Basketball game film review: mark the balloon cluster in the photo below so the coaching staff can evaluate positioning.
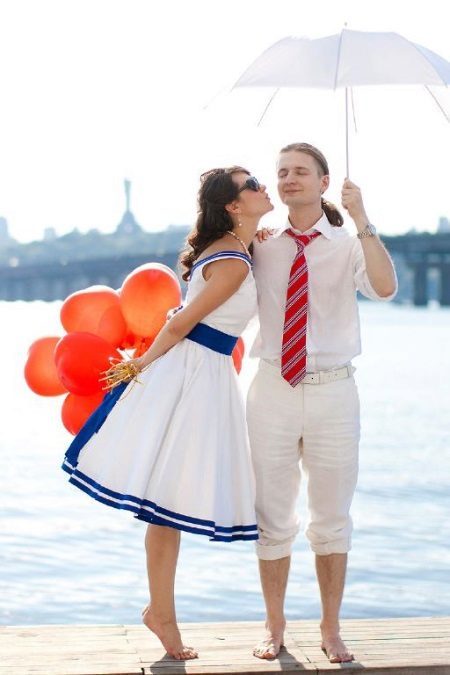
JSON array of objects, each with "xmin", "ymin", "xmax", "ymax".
[{"xmin": 24, "ymin": 262, "xmax": 246, "ymax": 435}]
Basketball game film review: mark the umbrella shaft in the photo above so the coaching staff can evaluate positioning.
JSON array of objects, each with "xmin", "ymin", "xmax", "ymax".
[{"xmin": 345, "ymin": 87, "xmax": 350, "ymax": 178}]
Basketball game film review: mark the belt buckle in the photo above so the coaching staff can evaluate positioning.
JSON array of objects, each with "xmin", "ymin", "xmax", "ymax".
[{"xmin": 306, "ymin": 366, "xmax": 352, "ymax": 385}]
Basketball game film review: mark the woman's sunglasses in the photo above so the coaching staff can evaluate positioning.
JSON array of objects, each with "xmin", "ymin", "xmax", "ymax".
[{"xmin": 237, "ymin": 176, "xmax": 261, "ymax": 194}]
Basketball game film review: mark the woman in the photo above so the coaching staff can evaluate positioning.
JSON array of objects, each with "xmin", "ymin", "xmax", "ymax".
[{"xmin": 62, "ymin": 166, "xmax": 273, "ymax": 660}]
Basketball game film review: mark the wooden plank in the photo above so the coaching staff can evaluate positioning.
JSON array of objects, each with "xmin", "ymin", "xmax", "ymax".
[{"xmin": 2, "ymin": 618, "xmax": 450, "ymax": 675}]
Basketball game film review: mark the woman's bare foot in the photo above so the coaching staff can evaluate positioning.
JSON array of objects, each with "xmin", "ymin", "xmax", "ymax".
[
  {"xmin": 142, "ymin": 605, "xmax": 198, "ymax": 660},
  {"xmin": 253, "ymin": 621, "xmax": 285, "ymax": 659},
  {"xmin": 321, "ymin": 634, "xmax": 354, "ymax": 663}
]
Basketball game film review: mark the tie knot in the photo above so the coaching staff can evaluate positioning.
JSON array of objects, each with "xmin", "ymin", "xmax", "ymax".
[{"xmin": 285, "ymin": 228, "xmax": 321, "ymax": 248}]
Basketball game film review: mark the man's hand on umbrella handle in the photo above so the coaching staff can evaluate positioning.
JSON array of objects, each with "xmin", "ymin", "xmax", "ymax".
[{"xmin": 341, "ymin": 179, "xmax": 369, "ymax": 225}]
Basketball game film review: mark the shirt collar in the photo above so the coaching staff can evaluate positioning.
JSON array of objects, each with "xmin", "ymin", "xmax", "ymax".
[{"xmin": 273, "ymin": 212, "xmax": 336, "ymax": 240}]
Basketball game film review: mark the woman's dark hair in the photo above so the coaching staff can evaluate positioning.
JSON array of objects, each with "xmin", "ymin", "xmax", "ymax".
[
  {"xmin": 179, "ymin": 166, "xmax": 250, "ymax": 281},
  {"xmin": 280, "ymin": 142, "xmax": 344, "ymax": 227}
]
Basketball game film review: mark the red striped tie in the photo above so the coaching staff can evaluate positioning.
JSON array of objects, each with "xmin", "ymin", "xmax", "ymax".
[{"xmin": 281, "ymin": 229, "xmax": 321, "ymax": 387}]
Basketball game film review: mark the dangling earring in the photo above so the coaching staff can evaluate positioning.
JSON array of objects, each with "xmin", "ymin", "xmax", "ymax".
[{"xmin": 238, "ymin": 221, "xmax": 243, "ymax": 228}]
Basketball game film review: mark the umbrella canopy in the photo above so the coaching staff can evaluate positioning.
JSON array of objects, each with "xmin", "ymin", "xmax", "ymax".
[
  {"xmin": 234, "ymin": 30, "xmax": 450, "ymax": 88},
  {"xmin": 233, "ymin": 29, "xmax": 450, "ymax": 174}
]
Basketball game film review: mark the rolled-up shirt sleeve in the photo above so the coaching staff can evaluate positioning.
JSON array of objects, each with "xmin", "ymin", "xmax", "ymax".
[{"xmin": 351, "ymin": 237, "xmax": 398, "ymax": 302}]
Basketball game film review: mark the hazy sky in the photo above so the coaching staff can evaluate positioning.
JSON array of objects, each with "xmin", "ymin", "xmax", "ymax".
[{"xmin": 0, "ymin": 0, "xmax": 449, "ymax": 242}]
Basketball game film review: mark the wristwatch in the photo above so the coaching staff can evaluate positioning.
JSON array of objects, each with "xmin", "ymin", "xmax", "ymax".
[{"xmin": 357, "ymin": 222, "xmax": 377, "ymax": 239}]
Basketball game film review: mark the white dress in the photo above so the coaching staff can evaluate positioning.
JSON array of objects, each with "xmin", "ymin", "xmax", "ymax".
[{"xmin": 62, "ymin": 250, "xmax": 258, "ymax": 542}]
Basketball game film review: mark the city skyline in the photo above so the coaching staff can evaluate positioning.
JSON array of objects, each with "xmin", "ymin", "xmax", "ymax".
[
  {"xmin": 0, "ymin": 0, "xmax": 449, "ymax": 243},
  {"xmin": 1, "ymin": 184, "xmax": 449, "ymax": 246}
]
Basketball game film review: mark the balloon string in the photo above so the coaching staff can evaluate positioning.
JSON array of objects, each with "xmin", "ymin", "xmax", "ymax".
[{"xmin": 99, "ymin": 360, "xmax": 151, "ymax": 400}]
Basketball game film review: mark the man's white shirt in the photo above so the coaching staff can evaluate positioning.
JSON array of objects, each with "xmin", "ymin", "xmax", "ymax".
[{"xmin": 250, "ymin": 213, "xmax": 397, "ymax": 371}]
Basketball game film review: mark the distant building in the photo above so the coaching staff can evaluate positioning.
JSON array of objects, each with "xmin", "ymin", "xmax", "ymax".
[
  {"xmin": 116, "ymin": 179, "xmax": 142, "ymax": 235},
  {"xmin": 0, "ymin": 217, "xmax": 14, "ymax": 246},
  {"xmin": 43, "ymin": 227, "xmax": 57, "ymax": 241},
  {"xmin": 438, "ymin": 216, "xmax": 450, "ymax": 233}
]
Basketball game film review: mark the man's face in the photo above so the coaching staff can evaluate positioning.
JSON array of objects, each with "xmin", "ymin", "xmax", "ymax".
[{"xmin": 277, "ymin": 151, "xmax": 328, "ymax": 208}]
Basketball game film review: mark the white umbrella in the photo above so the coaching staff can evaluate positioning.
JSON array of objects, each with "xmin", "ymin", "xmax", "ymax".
[{"xmin": 233, "ymin": 29, "xmax": 450, "ymax": 176}]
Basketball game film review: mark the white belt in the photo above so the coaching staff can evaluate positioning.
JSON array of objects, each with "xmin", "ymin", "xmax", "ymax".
[
  {"xmin": 262, "ymin": 359, "xmax": 355, "ymax": 385},
  {"xmin": 301, "ymin": 365, "xmax": 355, "ymax": 385}
]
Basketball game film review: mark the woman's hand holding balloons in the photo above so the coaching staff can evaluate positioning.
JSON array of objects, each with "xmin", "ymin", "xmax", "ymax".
[{"xmin": 100, "ymin": 357, "xmax": 145, "ymax": 392}]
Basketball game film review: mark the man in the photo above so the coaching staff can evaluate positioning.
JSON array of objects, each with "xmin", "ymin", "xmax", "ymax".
[{"xmin": 247, "ymin": 143, "xmax": 397, "ymax": 663}]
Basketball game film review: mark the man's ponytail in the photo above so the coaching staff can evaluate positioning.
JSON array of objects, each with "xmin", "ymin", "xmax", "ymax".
[{"xmin": 321, "ymin": 198, "xmax": 344, "ymax": 228}]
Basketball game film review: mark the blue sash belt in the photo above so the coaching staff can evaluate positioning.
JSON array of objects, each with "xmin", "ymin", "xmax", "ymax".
[{"xmin": 185, "ymin": 323, "xmax": 238, "ymax": 355}]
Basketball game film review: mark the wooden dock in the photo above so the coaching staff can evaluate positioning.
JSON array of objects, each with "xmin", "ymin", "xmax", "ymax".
[{"xmin": 1, "ymin": 616, "xmax": 450, "ymax": 674}]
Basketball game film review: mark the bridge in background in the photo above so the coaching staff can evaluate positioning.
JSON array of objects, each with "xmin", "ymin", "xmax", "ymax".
[
  {"xmin": 1, "ymin": 232, "xmax": 450, "ymax": 305},
  {"xmin": 0, "ymin": 253, "xmax": 179, "ymax": 302},
  {"xmin": 383, "ymin": 232, "xmax": 450, "ymax": 305}
]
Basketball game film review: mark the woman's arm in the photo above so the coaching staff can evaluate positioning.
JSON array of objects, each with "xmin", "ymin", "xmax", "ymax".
[{"xmin": 137, "ymin": 259, "xmax": 249, "ymax": 368}]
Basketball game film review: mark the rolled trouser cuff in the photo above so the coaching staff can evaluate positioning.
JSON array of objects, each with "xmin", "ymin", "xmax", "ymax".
[
  {"xmin": 255, "ymin": 540, "xmax": 294, "ymax": 560},
  {"xmin": 310, "ymin": 537, "xmax": 352, "ymax": 555}
]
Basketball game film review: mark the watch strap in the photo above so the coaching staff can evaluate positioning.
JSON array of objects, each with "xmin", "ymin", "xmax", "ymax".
[{"xmin": 357, "ymin": 223, "xmax": 376, "ymax": 239}]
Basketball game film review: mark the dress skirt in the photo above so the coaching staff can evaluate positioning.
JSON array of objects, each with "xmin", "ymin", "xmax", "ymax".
[{"xmin": 62, "ymin": 335, "xmax": 258, "ymax": 542}]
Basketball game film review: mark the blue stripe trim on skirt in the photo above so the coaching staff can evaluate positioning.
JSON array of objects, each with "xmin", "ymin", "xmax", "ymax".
[
  {"xmin": 64, "ymin": 381, "xmax": 128, "ymax": 468},
  {"xmin": 62, "ymin": 459, "xmax": 258, "ymax": 542}
]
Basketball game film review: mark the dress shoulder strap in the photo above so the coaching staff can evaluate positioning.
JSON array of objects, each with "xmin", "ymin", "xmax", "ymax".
[{"xmin": 190, "ymin": 250, "xmax": 252, "ymax": 276}]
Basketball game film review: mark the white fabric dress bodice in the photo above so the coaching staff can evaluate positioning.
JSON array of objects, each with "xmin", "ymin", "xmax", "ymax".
[{"xmin": 184, "ymin": 251, "xmax": 257, "ymax": 336}]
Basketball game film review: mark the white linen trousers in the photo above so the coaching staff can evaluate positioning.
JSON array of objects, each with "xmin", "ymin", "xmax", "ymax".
[{"xmin": 247, "ymin": 359, "xmax": 360, "ymax": 559}]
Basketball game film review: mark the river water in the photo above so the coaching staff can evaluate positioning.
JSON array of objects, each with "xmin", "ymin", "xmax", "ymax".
[{"xmin": 1, "ymin": 300, "xmax": 449, "ymax": 625}]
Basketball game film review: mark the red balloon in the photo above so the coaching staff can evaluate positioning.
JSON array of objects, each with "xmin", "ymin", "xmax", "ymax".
[
  {"xmin": 55, "ymin": 332, "xmax": 122, "ymax": 395},
  {"xmin": 61, "ymin": 391, "xmax": 105, "ymax": 435},
  {"xmin": 119, "ymin": 331, "xmax": 138, "ymax": 350},
  {"xmin": 24, "ymin": 337, "xmax": 67, "ymax": 396},
  {"xmin": 61, "ymin": 286, "xmax": 127, "ymax": 348},
  {"xmin": 120, "ymin": 263, "xmax": 182, "ymax": 339},
  {"xmin": 232, "ymin": 345, "xmax": 243, "ymax": 374},
  {"xmin": 146, "ymin": 262, "xmax": 179, "ymax": 283},
  {"xmin": 133, "ymin": 336, "xmax": 154, "ymax": 358},
  {"xmin": 235, "ymin": 337, "xmax": 245, "ymax": 359}
]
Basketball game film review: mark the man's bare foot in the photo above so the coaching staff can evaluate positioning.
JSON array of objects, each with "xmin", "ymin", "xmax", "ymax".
[
  {"xmin": 142, "ymin": 605, "xmax": 198, "ymax": 660},
  {"xmin": 253, "ymin": 622, "xmax": 285, "ymax": 660},
  {"xmin": 321, "ymin": 634, "xmax": 354, "ymax": 663}
]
